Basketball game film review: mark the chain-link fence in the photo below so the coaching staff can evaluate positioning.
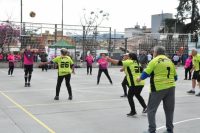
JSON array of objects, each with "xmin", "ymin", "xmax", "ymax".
[{"xmin": 1, "ymin": 20, "xmax": 198, "ymax": 66}]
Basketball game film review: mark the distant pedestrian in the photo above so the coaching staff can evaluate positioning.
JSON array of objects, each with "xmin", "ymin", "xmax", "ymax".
[
  {"xmin": 137, "ymin": 46, "xmax": 177, "ymax": 133},
  {"xmin": 147, "ymin": 53, "xmax": 152, "ymax": 63},
  {"xmin": 7, "ymin": 52, "xmax": 15, "ymax": 76},
  {"xmin": 85, "ymin": 53, "xmax": 94, "ymax": 75},
  {"xmin": 97, "ymin": 53, "xmax": 112, "ymax": 85},
  {"xmin": 40, "ymin": 52, "xmax": 48, "ymax": 72},
  {"xmin": 139, "ymin": 51, "xmax": 148, "ymax": 68},
  {"xmin": 184, "ymin": 55, "xmax": 192, "ymax": 80},
  {"xmin": 172, "ymin": 52, "xmax": 180, "ymax": 68},
  {"xmin": 0, "ymin": 53, "xmax": 3, "ymax": 62}
]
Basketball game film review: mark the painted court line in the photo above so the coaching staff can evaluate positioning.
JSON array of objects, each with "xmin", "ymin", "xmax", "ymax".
[
  {"xmin": 157, "ymin": 117, "xmax": 200, "ymax": 131},
  {"xmin": 8, "ymin": 98, "xmax": 125, "ymax": 108},
  {"xmin": 0, "ymin": 91, "xmax": 56, "ymax": 133}
]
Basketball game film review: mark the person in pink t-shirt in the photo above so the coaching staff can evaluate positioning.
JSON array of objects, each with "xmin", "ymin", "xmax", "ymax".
[
  {"xmin": 0, "ymin": 53, "xmax": 3, "ymax": 62},
  {"xmin": 85, "ymin": 53, "xmax": 94, "ymax": 75},
  {"xmin": 184, "ymin": 55, "xmax": 193, "ymax": 80},
  {"xmin": 97, "ymin": 53, "xmax": 112, "ymax": 85},
  {"xmin": 21, "ymin": 45, "xmax": 37, "ymax": 87},
  {"xmin": 7, "ymin": 52, "xmax": 15, "ymax": 76}
]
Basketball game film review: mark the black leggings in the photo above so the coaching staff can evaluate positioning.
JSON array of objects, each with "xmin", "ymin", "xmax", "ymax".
[
  {"xmin": 8, "ymin": 66, "xmax": 14, "ymax": 75},
  {"xmin": 24, "ymin": 65, "xmax": 33, "ymax": 83},
  {"xmin": 42, "ymin": 64, "xmax": 48, "ymax": 71},
  {"xmin": 121, "ymin": 77, "xmax": 128, "ymax": 95},
  {"xmin": 185, "ymin": 68, "xmax": 191, "ymax": 79},
  {"xmin": 87, "ymin": 65, "xmax": 92, "ymax": 74},
  {"xmin": 128, "ymin": 86, "xmax": 147, "ymax": 113},
  {"xmin": 56, "ymin": 74, "xmax": 72, "ymax": 97},
  {"xmin": 97, "ymin": 69, "xmax": 112, "ymax": 84}
]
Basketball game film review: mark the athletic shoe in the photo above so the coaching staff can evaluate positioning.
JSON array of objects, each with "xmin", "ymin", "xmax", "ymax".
[
  {"xmin": 24, "ymin": 83, "xmax": 28, "ymax": 87},
  {"xmin": 163, "ymin": 129, "xmax": 173, "ymax": 133},
  {"xmin": 143, "ymin": 131, "xmax": 156, "ymax": 133},
  {"xmin": 187, "ymin": 90, "xmax": 195, "ymax": 94},
  {"xmin": 126, "ymin": 111, "xmax": 136, "ymax": 116},
  {"xmin": 195, "ymin": 92, "xmax": 200, "ymax": 96},
  {"xmin": 27, "ymin": 83, "xmax": 31, "ymax": 87},
  {"xmin": 54, "ymin": 96, "xmax": 59, "ymax": 100},
  {"xmin": 68, "ymin": 95, "xmax": 72, "ymax": 100},
  {"xmin": 120, "ymin": 95, "xmax": 127, "ymax": 98},
  {"xmin": 142, "ymin": 108, "xmax": 147, "ymax": 113}
]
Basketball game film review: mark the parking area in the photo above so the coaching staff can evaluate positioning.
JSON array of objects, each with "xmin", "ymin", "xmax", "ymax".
[{"xmin": 0, "ymin": 67, "xmax": 200, "ymax": 133}]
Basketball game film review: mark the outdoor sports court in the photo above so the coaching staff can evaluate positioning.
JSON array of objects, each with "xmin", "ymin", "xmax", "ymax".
[{"xmin": 0, "ymin": 67, "xmax": 199, "ymax": 133}]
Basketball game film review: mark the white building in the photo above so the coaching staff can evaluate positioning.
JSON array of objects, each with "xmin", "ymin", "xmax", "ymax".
[{"xmin": 151, "ymin": 13, "xmax": 173, "ymax": 33}]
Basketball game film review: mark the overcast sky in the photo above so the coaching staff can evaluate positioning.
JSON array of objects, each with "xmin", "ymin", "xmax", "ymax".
[{"xmin": 0, "ymin": 0, "xmax": 179, "ymax": 32}]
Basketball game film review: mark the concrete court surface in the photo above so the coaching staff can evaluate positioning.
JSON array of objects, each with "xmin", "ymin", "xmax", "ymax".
[{"xmin": 0, "ymin": 67, "xmax": 200, "ymax": 133}]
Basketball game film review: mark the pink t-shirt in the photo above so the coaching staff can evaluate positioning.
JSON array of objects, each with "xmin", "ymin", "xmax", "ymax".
[
  {"xmin": 184, "ymin": 58, "xmax": 192, "ymax": 69},
  {"xmin": 23, "ymin": 51, "xmax": 34, "ymax": 65},
  {"xmin": 98, "ymin": 58, "xmax": 108, "ymax": 69},
  {"xmin": 0, "ymin": 54, "xmax": 3, "ymax": 60},
  {"xmin": 85, "ymin": 55, "xmax": 94, "ymax": 65},
  {"xmin": 7, "ymin": 54, "xmax": 15, "ymax": 62}
]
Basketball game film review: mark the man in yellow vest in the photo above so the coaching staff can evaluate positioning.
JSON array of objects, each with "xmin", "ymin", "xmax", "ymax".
[
  {"xmin": 187, "ymin": 48, "xmax": 200, "ymax": 96},
  {"xmin": 137, "ymin": 46, "xmax": 177, "ymax": 133}
]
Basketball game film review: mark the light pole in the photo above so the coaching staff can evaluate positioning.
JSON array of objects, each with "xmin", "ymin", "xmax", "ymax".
[
  {"xmin": 21, "ymin": 0, "xmax": 22, "ymax": 24},
  {"xmin": 61, "ymin": 0, "xmax": 63, "ymax": 39},
  {"xmin": 174, "ymin": 15, "xmax": 177, "ymax": 33}
]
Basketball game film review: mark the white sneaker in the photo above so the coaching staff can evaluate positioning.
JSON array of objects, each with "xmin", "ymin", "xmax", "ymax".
[{"xmin": 195, "ymin": 90, "xmax": 200, "ymax": 95}]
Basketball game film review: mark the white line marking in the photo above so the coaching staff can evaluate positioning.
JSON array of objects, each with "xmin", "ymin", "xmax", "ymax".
[
  {"xmin": 157, "ymin": 117, "xmax": 200, "ymax": 130},
  {"xmin": 8, "ymin": 98, "xmax": 125, "ymax": 108}
]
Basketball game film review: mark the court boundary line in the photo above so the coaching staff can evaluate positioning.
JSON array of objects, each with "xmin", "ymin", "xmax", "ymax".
[
  {"xmin": 157, "ymin": 117, "xmax": 200, "ymax": 131},
  {"xmin": 0, "ymin": 91, "xmax": 56, "ymax": 133}
]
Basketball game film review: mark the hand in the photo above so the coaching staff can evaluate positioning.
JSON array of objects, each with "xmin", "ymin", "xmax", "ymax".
[
  {"xmin": 106, "ymin": 57, "xmax": 111, "ymax": 62},
  {"xmin": 136, "ymin": 77, "xmax": 141, "ymax": 82},
  {"xmin": 120, "ymin": 68, "xmax": 124, "ymax": 72},
  {"xmin": 72, "ymin": 71, "xmax": 75, "ymax": 74}
]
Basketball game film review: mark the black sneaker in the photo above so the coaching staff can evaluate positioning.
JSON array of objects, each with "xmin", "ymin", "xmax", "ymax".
[
  {"xmin": 126, "ymin": 111, "xmax": 136, "ymax": 116},
  {"xmin": 24, "ymin": 83, "xmax": 28, "ymax": 87},
  {"xmin": 120, "ymin": 94, "xmax": 127, "ymax": 97},
  {"xmin": 27, "ymin": 83, "xmax": 31, "ymax": 87},
  {"xmin": 187, "ymin": 90, "xmax": 195, "ymax": 94},
  {"xmin": 68, "ymin": 95, "xmax": 72, "ymax": 100},
  {"xmin": 163, "ymin": 129, "xmax": 173, "ymax": 133},
  {"xmin": 195, "ymin": 92, "xmax": 200, "ymax": 96},
  {"xmin": 142, "ymin": 108, "xmax": 147, "ymax": 113},
  {"xmin": 54, "ymin": 96, "xmax": 59, "ymax": 100}
]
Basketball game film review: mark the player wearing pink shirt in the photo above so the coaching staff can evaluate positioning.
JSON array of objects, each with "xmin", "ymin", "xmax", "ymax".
[
  {"xmin": 85, "ymin": 53, "xmax": 94, "ymax": 75},
  {"xmin": 97, "ymin": 53, "xmax": 112, "ymax": 85},
  {"xmin": 7, "ymin": 52, "xmax": 15, "ymax": 76},
  {"xmin": 22, "ymin": 46, "xmax": 36, "ymax": 87}
]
